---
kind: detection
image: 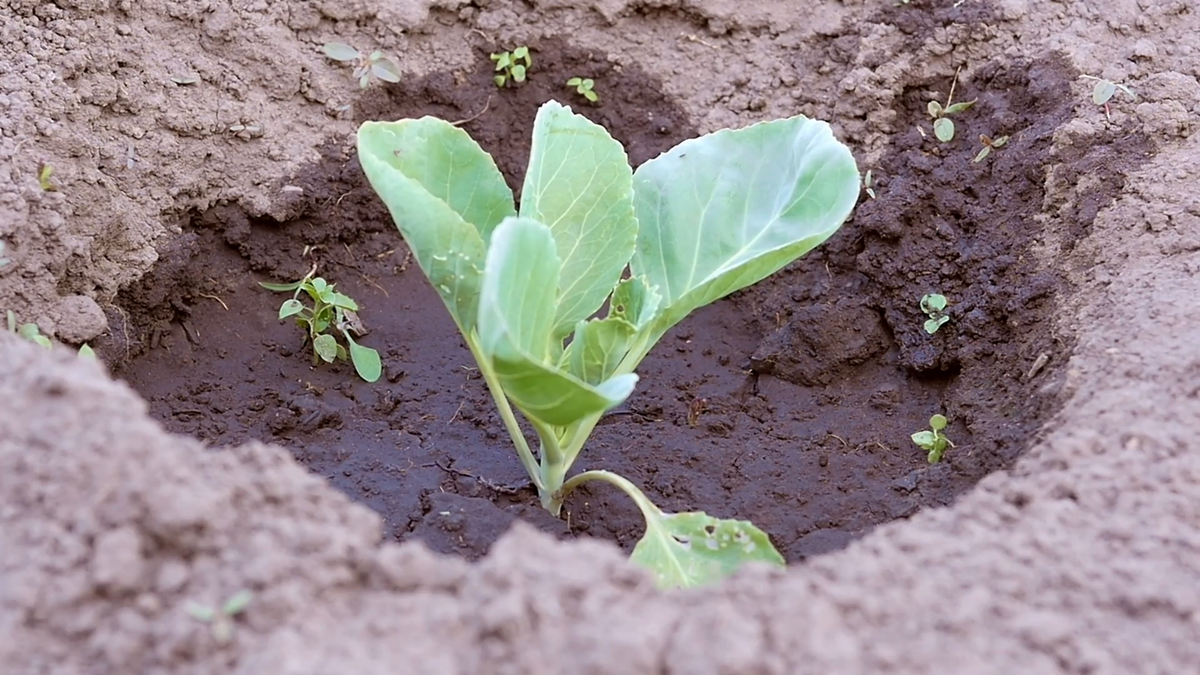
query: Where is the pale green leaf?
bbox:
[478,217,559,362]
[221,590,253,616]
[279,299,305,319]
[313,334,338,362]
[630,115,859,342]
[1092,80,1116,105]
[942,99,976,116]
[564,317,635,385]
[911,430,936,448]
[631,510,786,589]
[325,291,358,311]
[345,336,382,383]
[184,602,216,623]
[520,101,638,338]
[478,217,636,426]
[609,275,661,331]
[322,42,361,62]
[357,119,516,332]
[77,344,96,359]
[929,414,947,430]
[371,59,401,83]
[933,117,955,142]
[259,280,304,292]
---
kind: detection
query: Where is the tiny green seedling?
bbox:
[8,310,51,348]
[185,589,253,644]
[863,169,877,199]
[972,134,1010,163]
[6,310,95,357]
[926,69,975,143]
[912,414,955,463]
[321,42,401,89]
[491,46,531,87]
[566,77,598,103]
[260,267,382,383]
[1080,75,1137,121]
[37,162,56,191]
[0,241,10,268]
[920,293,949,334]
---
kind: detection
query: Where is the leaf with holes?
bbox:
[631,507,786,588]
[357,100,859,588]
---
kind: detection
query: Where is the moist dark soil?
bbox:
[104,41,1133,563]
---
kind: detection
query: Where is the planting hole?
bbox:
[104,43,1140,564]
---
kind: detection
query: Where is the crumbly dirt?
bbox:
[3,0,1200,672]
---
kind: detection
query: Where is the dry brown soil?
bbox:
[2,0,1199,672]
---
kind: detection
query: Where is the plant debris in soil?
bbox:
[105,42,1145,563]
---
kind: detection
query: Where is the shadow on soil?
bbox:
[104,40,1138,562]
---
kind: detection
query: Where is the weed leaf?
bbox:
[371,59,401,83]
[1092,80,1116,105]
[933,117,955,142]
[259,280,304,292]
[322,42,361,62]
[279,299,305,319]
[345,336,382,382]
[313,334,338,362]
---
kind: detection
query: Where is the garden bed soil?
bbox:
[3,0,1200,672]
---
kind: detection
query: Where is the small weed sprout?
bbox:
[1080,75,1137,121]
[185,589,253,644]
[491,46,531,87]
[0,241,10,268]
[566,77,598,102]
[926,69,976,142]
[912,414,955,463]
[7,310,51,348]
[6,310,95,358]
[973,134,1010,163]
[260,266,382,383]
[321,42,401,89]
[920,293,950,334]
[863,169,877,199]
[37,162,56,191]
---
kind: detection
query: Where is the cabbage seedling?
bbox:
[321,42,401,89]
[356,100,859,587]
[920,293,950,334]
[491,46,531,87]
[566,76,598,102]
[260,268,382,383]
[912,414,954,463]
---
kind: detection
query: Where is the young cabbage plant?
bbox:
[356,101,859,587]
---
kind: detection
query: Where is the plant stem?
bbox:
[551,469,660,523]
[464,335,544,491]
